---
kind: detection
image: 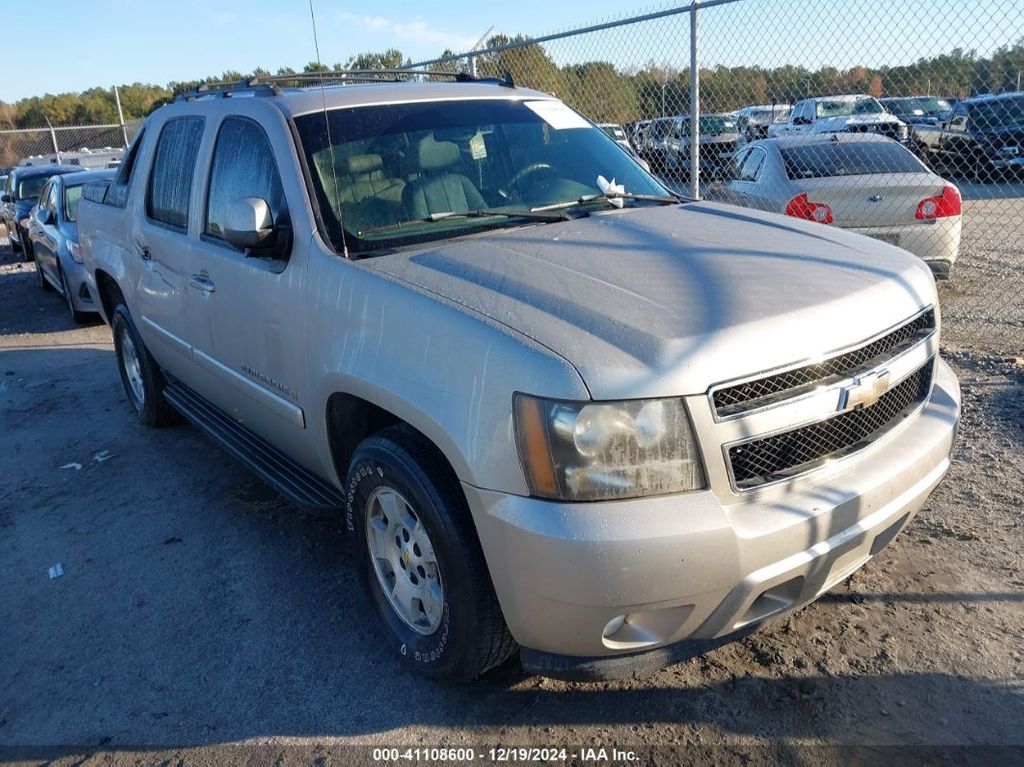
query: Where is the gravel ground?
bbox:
[0,224,1022,763]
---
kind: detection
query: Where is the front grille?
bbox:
[713,309,934,417]
[728,362,933,490]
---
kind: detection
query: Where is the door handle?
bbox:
[140,245,152,261]
[189,274,216,294]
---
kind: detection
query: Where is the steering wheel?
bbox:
[500,162,553,200]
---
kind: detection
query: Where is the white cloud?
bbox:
[335,12,476,53]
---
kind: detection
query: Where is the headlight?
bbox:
[68,241,83,264]
[513,394,706,501]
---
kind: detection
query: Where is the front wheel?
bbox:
[347,426,516,680]
[59,266,90,324]
[19,226,33,261]
[111,303,181,427]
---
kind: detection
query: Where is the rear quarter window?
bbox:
[781,142,924,179]
[147,117,205,229]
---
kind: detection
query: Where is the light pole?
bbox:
[661,81,667,116]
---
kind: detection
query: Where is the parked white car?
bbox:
[768,95,908,144]
[709,133,960,278]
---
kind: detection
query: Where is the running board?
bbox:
[163,382,345,514]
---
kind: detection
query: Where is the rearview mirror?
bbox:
[223,197,276,252]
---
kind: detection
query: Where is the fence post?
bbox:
[113,85,130,149]
[44,117,61,164]
[689,0,701,200]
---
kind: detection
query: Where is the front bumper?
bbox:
[464,359,959,677]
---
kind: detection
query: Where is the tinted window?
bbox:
[106,128,146,208]
[739,147,766,180]
[147,118,204,229]
[64,184,84,222]
[205,118,286,243]
[781,141,924,179]
[18,174,50,201]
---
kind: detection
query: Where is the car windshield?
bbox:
[746,108,790,125]
[914,97,951,115]
[781,141,924,179]
[972,96,1024,129]
[815,98,884,118]
[17,175,50,201]
[64,184,84,222]
[295,99,666,254]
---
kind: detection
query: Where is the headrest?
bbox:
[347,153,383,175]
[416,134,460,171]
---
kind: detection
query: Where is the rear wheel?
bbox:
[347,426,516,680]
[111,303,180,427]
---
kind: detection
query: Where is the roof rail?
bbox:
[174,70,516,101]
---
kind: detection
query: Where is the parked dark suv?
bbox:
[1,164,81,259]
[913,91,1024,180]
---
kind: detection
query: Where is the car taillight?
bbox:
[785,193,833,224]
[916,185,962,220]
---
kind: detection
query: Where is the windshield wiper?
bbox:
[360,207,568,234]
[531,191,681,213]
[424,208,569,222]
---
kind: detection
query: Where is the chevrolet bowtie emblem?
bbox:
[840,370,891,411]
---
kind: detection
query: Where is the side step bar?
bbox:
[163,382,345,514]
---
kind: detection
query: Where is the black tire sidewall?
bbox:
[347,439,475,679]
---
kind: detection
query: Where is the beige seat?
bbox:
[402,135,485,219]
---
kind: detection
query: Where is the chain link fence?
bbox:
[407,0,1024,354]
[0,121,140,173]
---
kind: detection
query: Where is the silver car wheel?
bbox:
[365,486,444,635]
[119,332,146,409]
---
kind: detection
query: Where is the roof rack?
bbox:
[174,70,516,102]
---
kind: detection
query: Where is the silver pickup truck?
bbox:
[77,74,960,681]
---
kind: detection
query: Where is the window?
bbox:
[205,117,287,247]
[106,128,146,208]
[64,184,84,222]
[781,141,924,179]
[738,147,766,181]
[147,118,204,229]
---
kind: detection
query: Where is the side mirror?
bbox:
[1,194,11,203]
[39,207,55,225]
[793,116,811,126]
[223,197,276,252]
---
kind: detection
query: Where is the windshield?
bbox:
[295,99,666,254]
[781,141,924,179]
[972,96,1024,129]
[64,184,84,222]
[17,175,50,201]
[815,98,884,118]
[884,97,950,116]
[746,107,790,125]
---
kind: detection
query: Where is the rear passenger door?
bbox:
[133,116,211,385]
[189,115,313,464]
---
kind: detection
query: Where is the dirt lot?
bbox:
[0,223,1022,762]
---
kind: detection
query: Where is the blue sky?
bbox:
[5,0,1021,103]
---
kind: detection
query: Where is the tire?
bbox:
[20,226,34,262]
[346,425,516,680]
[111,303,180,427]
[36,259,53,292]
[59,265,91,324]
[9,225,22,253]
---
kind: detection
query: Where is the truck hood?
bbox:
[366,203,937,399]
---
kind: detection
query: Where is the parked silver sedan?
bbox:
[27,169,115,322]
[709,133,961,278]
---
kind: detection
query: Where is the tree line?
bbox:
[1,37,1021,130]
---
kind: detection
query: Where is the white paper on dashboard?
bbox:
[524,100,591,130]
